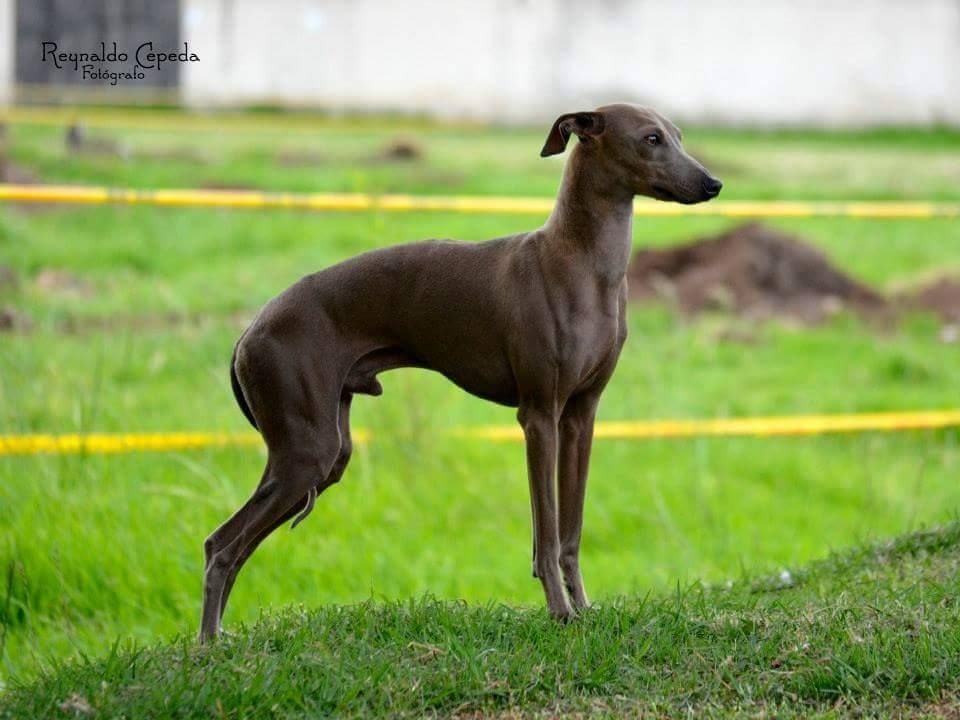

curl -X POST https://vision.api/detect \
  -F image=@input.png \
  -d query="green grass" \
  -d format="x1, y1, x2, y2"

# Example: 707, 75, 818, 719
1, 112, 960, 712
3, 523, 960, 718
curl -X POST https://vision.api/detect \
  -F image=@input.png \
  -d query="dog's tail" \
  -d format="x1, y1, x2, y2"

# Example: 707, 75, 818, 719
230, 344, 259, 431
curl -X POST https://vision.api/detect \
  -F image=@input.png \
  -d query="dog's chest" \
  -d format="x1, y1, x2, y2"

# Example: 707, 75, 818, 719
554, 280, 624, 391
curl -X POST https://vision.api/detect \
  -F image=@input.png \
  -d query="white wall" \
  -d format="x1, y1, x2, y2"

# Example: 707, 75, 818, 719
180, 0, 960, 126
0, 0, 13, 106
2, 0, 955, 125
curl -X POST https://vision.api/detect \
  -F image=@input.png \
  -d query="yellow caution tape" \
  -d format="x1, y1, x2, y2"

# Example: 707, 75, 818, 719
0, 429, 372, 456
457, 410, 960, 441
0, 432, 263, 455
1, 183, 957, 218
2, 411, 958, 456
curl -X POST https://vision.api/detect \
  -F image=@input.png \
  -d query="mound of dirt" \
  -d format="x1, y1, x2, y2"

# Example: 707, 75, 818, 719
895, 277, 960, 324
378, 138, 424, 162
628, 223, 960, 331
0, 306, 32, 333
34, 269, 94, 297
629, 223, 887, 323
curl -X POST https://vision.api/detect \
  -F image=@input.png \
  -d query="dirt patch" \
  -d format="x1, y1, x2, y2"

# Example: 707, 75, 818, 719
895, 277, 960, 324
34, 269, 95, 298
629, 223, 960, 333
0, 305, 32, 333
377, 137, 424, 163
629, 223, 887, 324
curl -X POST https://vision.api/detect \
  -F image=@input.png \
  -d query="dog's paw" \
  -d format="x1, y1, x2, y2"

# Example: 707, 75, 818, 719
549, 604, 577, 623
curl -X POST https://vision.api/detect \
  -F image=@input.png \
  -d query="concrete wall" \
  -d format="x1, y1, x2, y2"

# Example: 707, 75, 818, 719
3, 0, 958, 126
0, 0, 13, 106
180, 0, 960, 126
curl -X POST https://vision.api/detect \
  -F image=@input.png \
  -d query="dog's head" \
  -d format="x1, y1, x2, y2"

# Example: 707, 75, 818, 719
540, 103, 721, 204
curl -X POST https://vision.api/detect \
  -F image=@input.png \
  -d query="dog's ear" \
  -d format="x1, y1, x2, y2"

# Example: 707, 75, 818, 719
540, 112, 605, 157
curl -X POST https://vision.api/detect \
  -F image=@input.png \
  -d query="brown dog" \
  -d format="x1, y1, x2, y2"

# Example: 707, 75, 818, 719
200, 104, 721, 640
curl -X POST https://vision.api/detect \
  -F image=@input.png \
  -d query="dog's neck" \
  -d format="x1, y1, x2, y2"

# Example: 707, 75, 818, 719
544, 145, 634, 284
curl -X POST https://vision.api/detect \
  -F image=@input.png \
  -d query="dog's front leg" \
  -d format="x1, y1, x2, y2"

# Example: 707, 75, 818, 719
557, 391, 600, 610
519, 404, 575, 620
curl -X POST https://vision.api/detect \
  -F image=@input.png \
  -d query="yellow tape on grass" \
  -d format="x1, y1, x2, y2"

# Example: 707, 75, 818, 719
2, 411, 959, 456
1, 184, 958, 218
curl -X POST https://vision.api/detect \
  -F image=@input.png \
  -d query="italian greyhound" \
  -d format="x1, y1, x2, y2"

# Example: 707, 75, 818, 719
200, 104, 721, 640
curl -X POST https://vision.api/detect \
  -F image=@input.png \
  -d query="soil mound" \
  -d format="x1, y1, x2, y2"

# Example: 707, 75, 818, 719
629, 223, 887, 323
378, 138, 424, 162
895, 277, 960, 324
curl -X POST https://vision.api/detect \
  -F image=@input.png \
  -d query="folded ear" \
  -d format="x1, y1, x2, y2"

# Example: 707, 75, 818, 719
540, 111, 605, 157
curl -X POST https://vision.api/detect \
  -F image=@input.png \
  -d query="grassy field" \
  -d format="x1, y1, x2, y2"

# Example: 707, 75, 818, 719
1, 112, 960, 709
4, 522, 960, 718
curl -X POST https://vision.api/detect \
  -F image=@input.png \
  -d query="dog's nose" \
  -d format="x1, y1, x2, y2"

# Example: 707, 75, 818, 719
703, 177, 723, 198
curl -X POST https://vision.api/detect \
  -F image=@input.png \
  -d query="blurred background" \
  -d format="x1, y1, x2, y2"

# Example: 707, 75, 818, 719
1, 0, 959, 683
3, 0, 960, 124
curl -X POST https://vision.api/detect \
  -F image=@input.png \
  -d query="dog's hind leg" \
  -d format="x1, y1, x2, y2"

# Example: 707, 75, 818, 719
530, 493, 538, 578
213, 498, 299, 624
200, 438, 340, 641
215, 393, 356, 622
200, 354, 345, 642
289, 392, 354, 530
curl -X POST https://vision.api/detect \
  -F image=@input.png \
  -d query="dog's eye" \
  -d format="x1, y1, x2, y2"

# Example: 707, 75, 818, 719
645, 134, 660, 146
